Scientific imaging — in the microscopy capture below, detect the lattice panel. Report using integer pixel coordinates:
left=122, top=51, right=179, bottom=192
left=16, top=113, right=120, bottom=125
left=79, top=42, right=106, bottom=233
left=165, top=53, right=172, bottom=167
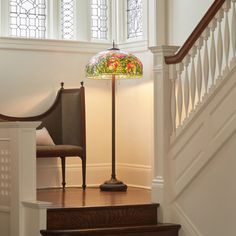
left=0, top=140, right=11, bottom=206
left=91, top=0, right=108, bottom=40
left=9, top=0, right=47, bottom=38
left=127, top=0, right=143, bottom=39
left=61, top=0, right=74, bottom=40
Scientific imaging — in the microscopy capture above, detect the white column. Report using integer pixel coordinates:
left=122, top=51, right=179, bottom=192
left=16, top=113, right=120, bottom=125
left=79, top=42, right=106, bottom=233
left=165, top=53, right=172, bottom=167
left=9, top=122, right=40, bottom=236
left=149, top=46, right=179, bottom=222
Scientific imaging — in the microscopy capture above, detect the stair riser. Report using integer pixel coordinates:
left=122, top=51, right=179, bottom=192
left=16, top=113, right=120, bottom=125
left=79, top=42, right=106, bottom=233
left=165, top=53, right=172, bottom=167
left=47, top=204, right=158, bottom=230
left=41, top=228, right=179, bottom=236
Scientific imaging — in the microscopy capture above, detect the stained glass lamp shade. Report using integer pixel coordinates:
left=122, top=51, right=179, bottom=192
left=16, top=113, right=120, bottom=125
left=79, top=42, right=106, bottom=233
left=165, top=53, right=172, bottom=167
left=86, top=47, right=143, bottom=80
left=85, top=44, right=143, bottom=191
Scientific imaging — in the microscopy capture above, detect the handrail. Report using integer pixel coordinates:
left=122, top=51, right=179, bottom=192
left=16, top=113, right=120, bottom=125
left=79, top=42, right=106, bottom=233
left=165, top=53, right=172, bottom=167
left=165, top=0, right=226, bottom=64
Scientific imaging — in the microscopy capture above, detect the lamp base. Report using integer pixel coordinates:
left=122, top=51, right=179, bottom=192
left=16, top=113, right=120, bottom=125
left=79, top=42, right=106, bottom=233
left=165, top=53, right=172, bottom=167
left=100, top=178, right=127, bottom=192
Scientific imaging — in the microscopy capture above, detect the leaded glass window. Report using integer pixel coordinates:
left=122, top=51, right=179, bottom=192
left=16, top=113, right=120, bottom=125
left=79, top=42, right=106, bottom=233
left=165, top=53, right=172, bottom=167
left=9, top=0, right=47, bottom=38
left=127, top=0, right=143, bottom=39
left=61, top=0, right=74, bottom=40
left=91, top=0, right=108, bottom=40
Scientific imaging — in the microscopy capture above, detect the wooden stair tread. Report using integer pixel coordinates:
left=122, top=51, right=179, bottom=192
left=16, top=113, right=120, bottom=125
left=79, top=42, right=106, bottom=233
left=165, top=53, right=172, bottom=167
left=41, top=223, right=181, bottom=236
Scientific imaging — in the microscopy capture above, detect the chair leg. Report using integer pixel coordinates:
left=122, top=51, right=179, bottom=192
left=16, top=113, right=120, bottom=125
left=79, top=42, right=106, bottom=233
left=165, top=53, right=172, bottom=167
left=60, top=156, right=66, bottom=189
left=82, top=158, right=86, bottom=190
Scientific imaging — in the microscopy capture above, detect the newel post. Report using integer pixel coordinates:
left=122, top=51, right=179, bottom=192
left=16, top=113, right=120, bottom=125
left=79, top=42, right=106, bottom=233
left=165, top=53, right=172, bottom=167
left=149, top=46, right=179, bottom=222
left=0, top=122, right=52, bottom=236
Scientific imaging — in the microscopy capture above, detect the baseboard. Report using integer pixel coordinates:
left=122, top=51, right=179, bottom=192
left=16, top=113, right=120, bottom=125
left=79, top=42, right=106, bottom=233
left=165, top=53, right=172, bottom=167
left=0, top=205, right=10, bottom=213
left=36, top=161, right=152, bottom=189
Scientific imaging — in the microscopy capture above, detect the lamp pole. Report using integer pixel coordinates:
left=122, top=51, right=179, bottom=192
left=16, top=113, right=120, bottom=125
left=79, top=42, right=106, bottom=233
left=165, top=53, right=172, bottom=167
left=112, top=74, right=116, bottom=179
left=100, top=75, right=127, bottom=191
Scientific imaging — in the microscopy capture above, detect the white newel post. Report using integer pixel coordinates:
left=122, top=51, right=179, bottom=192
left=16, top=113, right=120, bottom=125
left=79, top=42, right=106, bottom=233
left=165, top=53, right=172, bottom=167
left=0, top=122, right=51, bottom=236
left=149, top=46, right=179, bottom=222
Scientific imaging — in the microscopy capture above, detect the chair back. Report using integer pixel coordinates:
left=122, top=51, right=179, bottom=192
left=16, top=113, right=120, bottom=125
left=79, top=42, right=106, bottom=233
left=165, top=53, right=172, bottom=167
left=0, top=83, right=86, bottom=148
left=35, top=86, right=86, bottom=147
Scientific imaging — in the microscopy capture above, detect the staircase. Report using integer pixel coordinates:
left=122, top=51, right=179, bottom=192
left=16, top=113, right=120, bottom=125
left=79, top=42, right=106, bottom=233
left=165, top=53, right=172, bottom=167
left=151, top=0, right=236, bottom=235
left=40, top=203, right=180, bottom=236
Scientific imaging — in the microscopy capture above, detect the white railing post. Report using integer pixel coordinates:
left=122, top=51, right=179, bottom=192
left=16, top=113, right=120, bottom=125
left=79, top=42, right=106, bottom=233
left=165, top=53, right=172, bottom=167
left=231, top=0, right=236, bottom=63
left=0, top=122, right=50, bottom=236
left=223, top=0, right=231, bottom=71
left=149, top=45, right=179, bottom=222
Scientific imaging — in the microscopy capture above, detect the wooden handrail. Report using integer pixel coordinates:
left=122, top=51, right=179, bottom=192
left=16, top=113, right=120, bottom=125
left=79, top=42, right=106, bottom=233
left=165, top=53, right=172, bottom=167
left=165, top=0, right=226, bottom=64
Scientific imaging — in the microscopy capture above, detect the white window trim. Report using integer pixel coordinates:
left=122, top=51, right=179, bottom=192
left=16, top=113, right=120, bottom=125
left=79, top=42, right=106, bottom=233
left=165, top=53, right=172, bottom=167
left=0, top=36, right=111, bottom=53
left=49, top=0, right=60, bottom=39
left=45, top=0, right=50, bottom=38
left=116, top=0, right=125, bottom=43
left=1, top=0, right=9, bottom=37
left=111, top=0, right=118, bottom=43
left=77, top=0, right=89, bottom=41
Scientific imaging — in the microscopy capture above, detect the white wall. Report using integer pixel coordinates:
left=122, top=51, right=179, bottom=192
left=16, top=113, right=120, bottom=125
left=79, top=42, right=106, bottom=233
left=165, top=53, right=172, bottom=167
left=116, top=50, right=154, bottom=187
left=168, top=0, right=214, bottom=46
left=177, top=135, right=236, bottom=236
left=0, top=38, right=153, bottom=189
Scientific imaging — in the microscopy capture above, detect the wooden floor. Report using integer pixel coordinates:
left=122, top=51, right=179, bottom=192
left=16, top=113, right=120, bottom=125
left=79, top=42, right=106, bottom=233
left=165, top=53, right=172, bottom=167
left=37, top=187, right=152, bottom=208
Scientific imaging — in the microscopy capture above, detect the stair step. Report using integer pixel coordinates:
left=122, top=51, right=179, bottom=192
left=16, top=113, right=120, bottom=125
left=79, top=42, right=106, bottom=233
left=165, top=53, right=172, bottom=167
left=41, top=223, right=181, bottom=236
left=47, top=203, right=159, bottom=230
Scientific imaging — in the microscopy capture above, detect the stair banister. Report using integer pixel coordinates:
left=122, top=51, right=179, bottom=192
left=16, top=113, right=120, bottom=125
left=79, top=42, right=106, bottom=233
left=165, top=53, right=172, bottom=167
left=165, top=0, right=226, bottom=65
left=163, top=0, right=236, bottom=136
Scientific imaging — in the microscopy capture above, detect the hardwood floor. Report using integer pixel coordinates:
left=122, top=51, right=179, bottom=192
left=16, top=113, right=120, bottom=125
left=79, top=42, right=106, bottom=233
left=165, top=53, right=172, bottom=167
left=37, top=187, right=153, bottom=208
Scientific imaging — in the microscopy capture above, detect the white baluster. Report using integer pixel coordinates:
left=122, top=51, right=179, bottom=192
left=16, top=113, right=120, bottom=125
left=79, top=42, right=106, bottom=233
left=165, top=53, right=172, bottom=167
left=183, top=56, right=190, bottom=118
left=176, top=63, right=184, bottom=127
left=170, top=64, right=177, bottom=134
left=203, top=28, right=210, bottom=94
left=216, top=9, right=224, bottom=78
left=190, top=46, right=197, bottom=110
left=196, top=37, right=204, bottom=103
left=223, top=0, right=231, bottom=71
left=231, top=0, right=236, bottom=61
left=210, top=18, right=217, bottom=85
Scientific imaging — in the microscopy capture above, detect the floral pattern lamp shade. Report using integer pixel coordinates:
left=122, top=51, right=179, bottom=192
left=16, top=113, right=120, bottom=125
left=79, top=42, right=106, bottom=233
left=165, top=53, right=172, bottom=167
left=85, top=45, right=143, bottom=191
left=85, top=47, right=143, bottom=80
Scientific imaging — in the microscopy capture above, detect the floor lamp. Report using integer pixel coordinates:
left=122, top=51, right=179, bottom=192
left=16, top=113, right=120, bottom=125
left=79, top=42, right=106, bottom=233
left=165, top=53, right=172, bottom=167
left=85, top=43, right=143, bottom=191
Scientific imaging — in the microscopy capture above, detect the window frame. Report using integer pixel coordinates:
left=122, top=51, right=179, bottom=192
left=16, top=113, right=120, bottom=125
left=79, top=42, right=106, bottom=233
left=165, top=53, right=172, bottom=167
left=89, top=0, right=112, bottom=43
left=126, top=0, right=143, bottom=40
left=0, top=0, right=147, bottom=45
left=59, top=0, right=79, bottom=40
left=125, top=0, right=147, bottom=43
left=116, top=0, right=147, bottom=44
left=7, top=0, right=50, bottom=39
